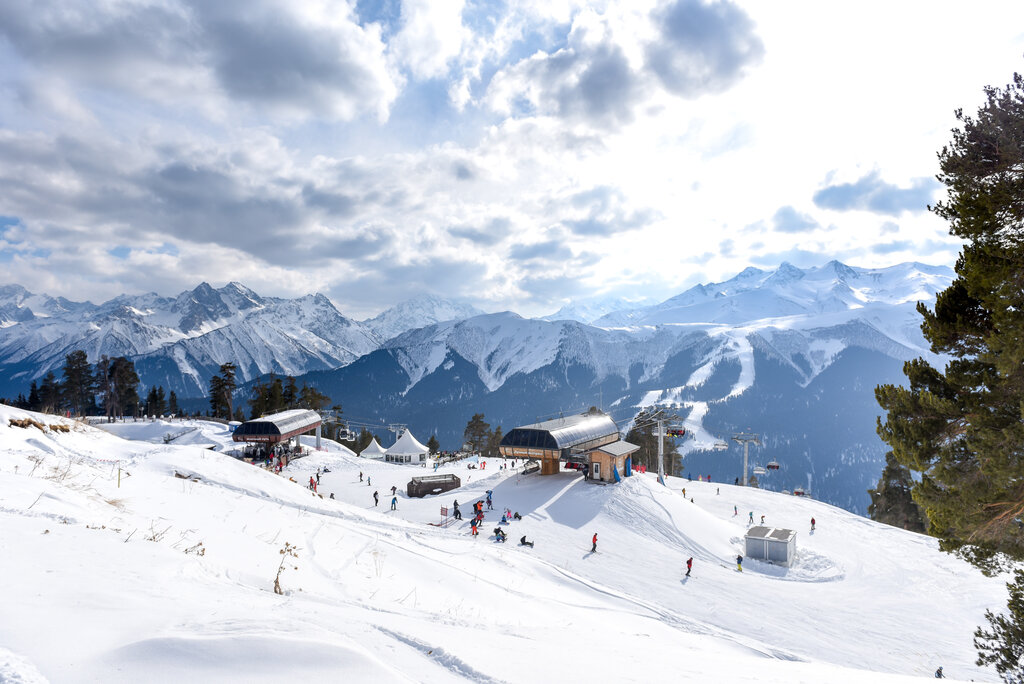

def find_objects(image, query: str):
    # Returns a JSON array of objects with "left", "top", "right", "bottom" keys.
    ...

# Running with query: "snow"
[{"left": 0, "top": 403, "right": 1007, "bottom": 683}]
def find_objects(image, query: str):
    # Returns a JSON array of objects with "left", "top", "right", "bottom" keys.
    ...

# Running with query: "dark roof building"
[
  {"left": 232, "top": 409, "right": 322, "bottom": 444},
  {"left": 499, "top": 411, "right": 623, "bottom": 476}
]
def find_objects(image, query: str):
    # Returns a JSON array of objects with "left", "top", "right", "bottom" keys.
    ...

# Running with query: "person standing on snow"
[
  {"left": 359, "top": 471, "right": 363, "bottom": 482},
  {"left": 685, "top": 557, "right": 693, "bottom": 577},
  {"left": 591, "top": 533, "right": 598, "bottom": 553},
  {"left": 373, "top": 490, "right": 379, "bottom": 506},
  {"left": 309, "top": 476, "right": 317, "bottom": 492},
  {"left": 748, "top": 511, "right": 754, "bottom": 524},
  {"left": 391, "top": 496, "right": 397, "bottom": 511},
  {"left": 811, "top": 517, "right": 816, "bottom": 531},
  {"left": 736, "top": 555, "right": 743, "bottom": 572},
  {"left": 760, "top": 515, "right": 765, "bottom": 524},
  {"left": 391, "top": 485, "right": 396, "bottom": 496},
  {"left": 733, "top": 505, "right": 738, "bottom": 516},
  {"left": 453, "top": 500, "right": 462, "bottom": 520}
]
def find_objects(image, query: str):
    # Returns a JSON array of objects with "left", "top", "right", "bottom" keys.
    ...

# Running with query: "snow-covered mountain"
[
  {"left": 541, "top": 295, "right": 655, "bottom": 324},
  {"left": 300, "top": 261, "right": 953, "bottom": 515},
  {"left": 1, "top": 261, "right": 955, "bottom": 514},
  {"left": 362, "top": 294, "right": 486, "bottom": 341},
  {"left": 0, "top": 282, "right": 379, "bottom": 397}
]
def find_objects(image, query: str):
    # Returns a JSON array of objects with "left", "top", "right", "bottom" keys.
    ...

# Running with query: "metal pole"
[
  {"left": 731, "top": 433, "right": 760, "bottom": 487},
  {"left": 657, "top": 417, "right": 665, "bottom": 486}
]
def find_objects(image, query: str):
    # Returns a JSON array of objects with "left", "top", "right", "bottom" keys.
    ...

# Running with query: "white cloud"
[{"left": 390, "top": 0, "right": 469, "bottom": 80}]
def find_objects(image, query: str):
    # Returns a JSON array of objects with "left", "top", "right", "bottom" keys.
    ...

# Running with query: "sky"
[{"left": 0, "top": 1, "right": 1022, "bottom": 319}]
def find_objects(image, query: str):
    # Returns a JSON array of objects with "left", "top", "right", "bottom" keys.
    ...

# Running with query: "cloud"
[
  {"left": 0, "top": 0, "right": 400, "bottom": 122},
  {"left": 559, "top": 186, "right": 659, "bottom": 237},
  {"left": 389, "top": 0, "right": 469, "bottom": 80},
  {"left": 771, "top": 206, "right": 819, "bottom": 233},
  {"left": 508, "top": 239, "right": 573, "bottom": 262},
  {"left": 484, "top": 0, "right": 763, "bottom": 130},
  {"left": 813, "top": 171, "right": 940, "bottom": 216},
  {"left": 450, "top": 217, "right": 512, "bottom": 246},
  {"left": 647, "top": 0, "right": 765, "bottom": 97},
  {"left": 871, "top": 240, "right": 915, "bottom": 255}
]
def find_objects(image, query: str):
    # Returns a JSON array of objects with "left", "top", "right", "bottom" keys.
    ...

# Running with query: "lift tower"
[{"left": 732, "top": 432, "right": 761, "bottom": 486}]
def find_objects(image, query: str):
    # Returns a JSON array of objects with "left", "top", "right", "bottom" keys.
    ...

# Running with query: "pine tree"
[
  {"left": 486, "top": 426, "right": 504, "bottom": 458},
  {"left": 427, "top": 435, "right": 440, "bottom": 454},
  {"left": 61, "top": 350, "right": 94, "bottom": 417},
  {"left": 168, "top": 390, "right": 179, "bottom": 417},
  {"left": 208, "top": 363, "right": 237, "bottom": 419},
  {"left": 871, "top": 72, "right": 1024, "bottom": 684},
  {"left": 976, "top": 570, "right": 1024, "bottom": 682},
  {"left": 298, "top": 383, "right": 330, "bottom": 410},
  {"left": 283, "top": 376, "right": 298, "bottom": 408},
  {"left": 27, "top": 381, "right": 40, "bottom": 412},
  {"left": 38, "top": 371, "right": 62, "bottom": 414},
  {"left": 867, "top": 453, "right": 927, "bottom": 533},
  {"left": 463, "top": 413, "right": 490, "bottom": 454},
  {"left": 876, "top": 73, "right": 1024, "bottom": 566}
]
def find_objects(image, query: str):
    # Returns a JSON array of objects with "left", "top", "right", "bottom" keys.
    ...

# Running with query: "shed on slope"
[
  {"left": 744, "top": 526, "right": 797, "bottom": 567},
  {"left": 385, "top": 430, "right": 429, "bottom": 464}
]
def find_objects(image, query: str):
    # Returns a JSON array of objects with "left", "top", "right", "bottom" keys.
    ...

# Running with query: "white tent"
[
  {"left": 360, "top": 438, "right": 387, "bottom": 460},
  {"left": 385, "top": 430, "right": 429, "bottom": 464}
]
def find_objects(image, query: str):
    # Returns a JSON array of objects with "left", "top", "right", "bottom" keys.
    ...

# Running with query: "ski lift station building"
[
  {"left": 232, "top": 409, "right": 323, "bottom": 447},
  {"left": 498, "top": 411, "right": 638, "bottom": 481},
  {"left": 744, "top": 526, "right": 797, "bottom": 567}
]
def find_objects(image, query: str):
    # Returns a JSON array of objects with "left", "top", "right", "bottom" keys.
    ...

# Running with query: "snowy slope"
[{"left": 0, "top": 404, "right": 1005, "bottom": 683}]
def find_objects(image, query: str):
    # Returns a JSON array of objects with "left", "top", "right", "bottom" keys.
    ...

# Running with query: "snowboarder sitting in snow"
[
  {"left": 934, "top": 666, "right": 944, "bottom": 678},
  {"left": 493, "top": 528, "right": 507, "bottom": 542},
  {"left": 520, "top": 535, "right": 534, "bottom": 548},
  {"left": 513, "top": 512, "right": 522, "bottom": 521}
]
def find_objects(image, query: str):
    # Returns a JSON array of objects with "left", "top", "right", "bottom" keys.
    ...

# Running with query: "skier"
[
  {"left": 486, "top": 491, "right": 493, "bottom": 510},
  {"left": 760, "top": 515, "right": 765, "bottom": 524},
  {"left": 811, "top": 517, "right": 816, "bottom": 531},
  {"left": 591, "top": 532, "right": 598, "bottom": 553},
  {"left": 373, "top": 490, "right": 379, "bottom": 506},
  {"left": 471, "top": 518, "right": 478, "bottom": 536},
  {"left": 682, "top": 487, "right": 686, "bottom": 498},
  {"left": 520, "top": 535, "right": 534, "bottom": 548},
  {"left": 733, "top": 505, "right": 738, "bottom": 516},
  {"left": 748, "top": 511, "right": 754, "bottom": 524},
  {"left": 391, "top": 496, "right": 397, "bottom": 511},
  {"left": 934, "top": 666, "right": 944, "bottom": 678},
  {"left": 736, "top": 555, "right": 743, "bottom": 572},
  {"left": 367, "top": 476, "right": 371, "bottom": 486},
  {"left": 359, "top": 471, "right": 363, "bottom": 482},
  {"left": 685, "top": 557, "right": 693, "bottom": 577},
  {"left": 391, "top": 485, "right": 396, "bottom": 496},
  {"left": 315, "top": 472, "right": 320, "bottom": 485}
]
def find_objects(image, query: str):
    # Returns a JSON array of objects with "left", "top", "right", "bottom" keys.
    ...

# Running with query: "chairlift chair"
[
  {"left": 766, "top": 460, "right": 780, "bottom": 470},
  {"left": 753, "top": 466, "right": 767, "bottom": 476}
]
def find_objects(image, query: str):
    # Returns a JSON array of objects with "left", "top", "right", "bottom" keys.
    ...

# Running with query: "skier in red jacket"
[{"left": 591, "top": 533, "right": 598, "bottom": 552}]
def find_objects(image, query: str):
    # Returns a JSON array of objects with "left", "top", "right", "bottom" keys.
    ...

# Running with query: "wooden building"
[{"left": 587, "top": 440, "right": 640, "bottom": 483}]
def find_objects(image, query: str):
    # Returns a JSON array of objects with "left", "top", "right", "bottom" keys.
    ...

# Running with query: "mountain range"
[{"left": 0, "top": 260, "right": 954, "bottom": 514}]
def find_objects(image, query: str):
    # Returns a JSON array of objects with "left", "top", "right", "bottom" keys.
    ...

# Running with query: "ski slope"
[{"left": 0, "top": 405, "right": 1008, "bottom": 683}]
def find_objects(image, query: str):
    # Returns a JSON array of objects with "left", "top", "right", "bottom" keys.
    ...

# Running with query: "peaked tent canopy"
[
  {"left": 385, "top": 430, "right": 429, "bottom": 463},
  {"left": 360, "top": 438, "right": 387, "bottom": 459}
]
